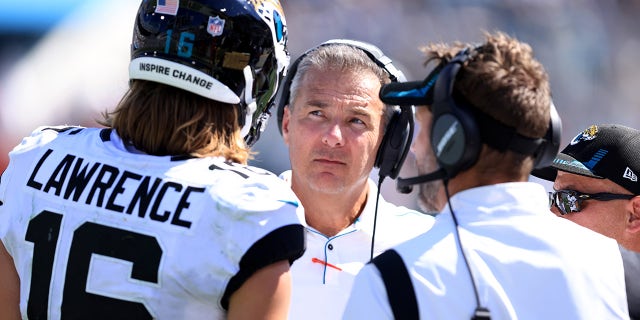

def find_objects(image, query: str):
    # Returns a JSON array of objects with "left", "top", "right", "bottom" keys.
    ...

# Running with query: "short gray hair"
[{"left": 288, "top": 43, "right": 399, "bottom": 126}]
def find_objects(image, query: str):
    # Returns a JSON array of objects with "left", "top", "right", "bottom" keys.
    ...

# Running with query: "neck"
[
  {"left": 292, "top": 179, "right": 370, "bottom": 237},
  {"left": 620, "top": 238, "right": 640, "bottom": 253},
  {"left": 446, "top": 147, "right": 532, "bottom": 196},
  {"left": 446, "top": 167, "right": 529, "bottom": 197}
]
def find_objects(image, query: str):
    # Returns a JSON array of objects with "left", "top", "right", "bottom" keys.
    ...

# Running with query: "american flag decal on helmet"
[{"left": 155, "top": 0, "right": 179, "bottom": 15}]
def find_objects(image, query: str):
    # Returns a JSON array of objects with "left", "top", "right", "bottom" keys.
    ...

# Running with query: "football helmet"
[{"left": 130, "top": 0, "right": 289, "bottom": 145}]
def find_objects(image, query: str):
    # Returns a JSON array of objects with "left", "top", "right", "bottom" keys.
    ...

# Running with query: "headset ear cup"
[
  {"left": 275, "top": 55, "right": 300, "bottom": 136},
  {"left": 375, "top": 107, "right": 413, "bottom": 180},
  {"left": 430, "top": 102, "right": 481, "bottom": 178},
  {"left": 429, "top": 49, "right": 481, "bottom": 179},
  {"left": 533, "top": 100, "right": 562, "bottom": 168},
  {"left": 375, "top": 110, "right": 399, "bottom": 176}
]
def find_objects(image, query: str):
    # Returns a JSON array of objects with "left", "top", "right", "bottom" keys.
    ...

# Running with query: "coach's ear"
[
  {"left": 627, "top": 195, "right": 640, "bottom": 233},
  {"left": 281, "top": 105, "right": 291, "bottom": 146}
]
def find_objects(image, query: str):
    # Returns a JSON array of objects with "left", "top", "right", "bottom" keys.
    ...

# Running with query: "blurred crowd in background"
[{"left": 1, "top": 0, "right": 639, "bottom": 209}]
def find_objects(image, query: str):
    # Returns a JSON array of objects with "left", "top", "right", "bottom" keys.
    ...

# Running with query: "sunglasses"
[{"left": 549, "top": 189, "right": 635, "bottom": 215}]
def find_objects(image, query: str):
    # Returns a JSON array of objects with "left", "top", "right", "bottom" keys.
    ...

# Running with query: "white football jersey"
[{"left": 0, "top": 126, "right": 305, "bottom": 319}]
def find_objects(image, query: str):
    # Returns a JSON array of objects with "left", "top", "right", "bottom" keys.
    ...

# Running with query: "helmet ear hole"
[{"left": 129, "top": 0, "right": 290, "bottom": 146}]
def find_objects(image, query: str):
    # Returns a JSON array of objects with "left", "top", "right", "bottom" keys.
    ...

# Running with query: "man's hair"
[
  {"left": 422, "top": 31, "right": 551, "bottom": 177},
  {"left": 421, "top": 31, "right": 551, "bottom": 139},
  {"left": 100, "top": 80, "right": 251, "bottom": 164},
  {"left": 288, "top": 44, "right": 397, "bottom": 126}
]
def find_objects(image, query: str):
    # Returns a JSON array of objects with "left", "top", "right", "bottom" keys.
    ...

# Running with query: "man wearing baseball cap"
[{"left": 533, "top": 123, "right": 639, "bottom": 319}]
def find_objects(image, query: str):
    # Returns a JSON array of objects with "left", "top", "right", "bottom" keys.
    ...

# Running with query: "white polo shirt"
[
  {"left": 279, "top": 170, "right": 435, "bottom": 320},
  {"left": 344, "top": 182, "right": 629, "bottom": 319}
]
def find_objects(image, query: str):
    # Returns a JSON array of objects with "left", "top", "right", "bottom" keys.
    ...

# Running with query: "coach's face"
[
  {"left": 552, "top": 170, "right": 632, "bottom": 241},
  {"left": 282, "top": 67, "right": 385, "bottom": 195}
]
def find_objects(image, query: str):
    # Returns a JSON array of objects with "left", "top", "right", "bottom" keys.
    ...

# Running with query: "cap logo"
[
  {"left": 624, "top": 167, "right": 638, "bottom": 182},
  {"left": 570, "top": 124, "right": 598, "bottom": 145},
  {"left": 207, "top": 16, "right": 225, "bottom": 37}
]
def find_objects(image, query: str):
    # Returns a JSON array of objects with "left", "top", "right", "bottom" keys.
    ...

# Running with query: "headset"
[
  {"left": 393, "top": 47, "right": 562, "bottom": 192},
  {"left": 428, "top": 47, "right": 562, "bottom": 180},
  {"left": 398, "top": 47, "right": 561, "bottom": 320},
  {"left": 434, "top": 47, "right": 562, "bottom": 320},
  {"left": 377, "top": 46, "right": 562, "bottom": 320},
  {"left": 275, "top": 39, "right": 414, "bottom": 180}
]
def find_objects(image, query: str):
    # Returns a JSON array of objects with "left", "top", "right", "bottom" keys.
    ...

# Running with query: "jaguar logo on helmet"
[{"left": 249, "top": 0, "right": 285, "bottom": 22}]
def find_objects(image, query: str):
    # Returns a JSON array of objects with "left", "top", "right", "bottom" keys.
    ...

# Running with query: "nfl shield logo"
[{"left": 207, "top": 16, "right": 225, "bottom": 37}]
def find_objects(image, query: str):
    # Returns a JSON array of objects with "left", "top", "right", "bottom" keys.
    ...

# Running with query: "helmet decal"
[
  {"left": 274, "top": 11, "right": 284, "bottom": 42},
  {"left": 207, "top": 16, "right": 225, "bottom": 37},
  {"left": 249, "top": 0, "right": 285, "bottom": 18},
  {"left": 155, "top": 0, "right": 179, "bottom": 15},
  {"left": 130, "top": 57, "right": 240, "bottom": 104},
  {"left": 130, "top": 0, "right": 290, "bottom": 146}
]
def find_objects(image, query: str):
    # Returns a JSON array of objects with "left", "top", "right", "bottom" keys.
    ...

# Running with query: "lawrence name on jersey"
[{"left": 0, "top": 126, "right": 305, "bottom": 319}]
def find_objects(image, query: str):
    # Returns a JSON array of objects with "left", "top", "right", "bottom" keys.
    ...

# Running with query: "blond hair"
[{"left": 100, "top": 80, "right": 252, "bottom": 164}]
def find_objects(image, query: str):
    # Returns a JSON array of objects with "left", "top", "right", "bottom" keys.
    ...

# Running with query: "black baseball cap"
[{"left": 532, "top": 124, "right": 640, "bottom": 195}]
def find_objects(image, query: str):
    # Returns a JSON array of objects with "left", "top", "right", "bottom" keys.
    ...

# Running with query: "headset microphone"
[
  {"left": 396, "top": 168, "right": 446, "bottom": 194},
  {"left": 382, "top": 45, "right": 564, "bottom": 320}
]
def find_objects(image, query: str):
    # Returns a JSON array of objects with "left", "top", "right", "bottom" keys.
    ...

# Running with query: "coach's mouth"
[{"left": 314, "top": 157, "right": 346, "bottom": 166}]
